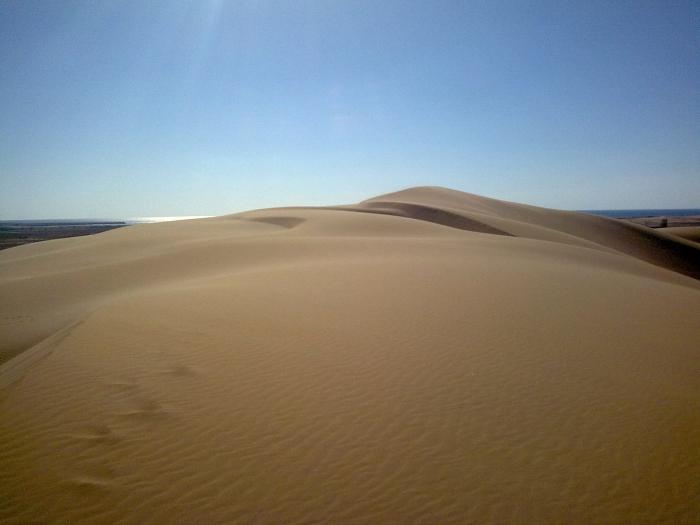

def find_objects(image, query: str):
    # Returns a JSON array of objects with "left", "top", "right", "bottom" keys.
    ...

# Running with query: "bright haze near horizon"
[{"left": 1, "top": 1, "right": 698, "bottom": 219}]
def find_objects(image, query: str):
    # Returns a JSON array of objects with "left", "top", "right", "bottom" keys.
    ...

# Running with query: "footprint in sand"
[
  {"left": 116, "top": 396, "right": 169, "bottom": 419},
  {"left": 163, "top": 364, "right": 198, "bottom": 377},
  {"left": 64, "top": 465, "right": 117, "bottom": 497},
  {"left": 68, "top": 424, "right": 121, "bottom": 446}
]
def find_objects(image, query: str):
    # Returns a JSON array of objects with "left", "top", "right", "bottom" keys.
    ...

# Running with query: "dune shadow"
[
  {"left": 347, "top": 201, "right": 512, "bottom": 236},
  {"left": 244, "top": 216, "right": 306, "bottom": 229}
]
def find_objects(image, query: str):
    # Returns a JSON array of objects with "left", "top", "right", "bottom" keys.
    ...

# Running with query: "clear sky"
[{"left": 1, "top": 0, "right": 698, "bottom": 218}]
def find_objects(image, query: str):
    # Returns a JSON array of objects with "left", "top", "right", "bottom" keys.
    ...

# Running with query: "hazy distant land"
[
  {"left": 0, "top": 220, "right": 126, "bottom": 250},
  {"left": 0, "top": 217, "right": 209, "bottom": 250}
]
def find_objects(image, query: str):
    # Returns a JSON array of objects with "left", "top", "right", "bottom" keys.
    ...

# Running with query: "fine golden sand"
[{"left": 1, "top": 187, "right": 699, "bottom": 524}]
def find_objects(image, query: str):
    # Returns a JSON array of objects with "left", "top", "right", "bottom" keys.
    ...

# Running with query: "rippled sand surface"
[{"left": 1, "top": 187, "right": 699, "bottom": 524}]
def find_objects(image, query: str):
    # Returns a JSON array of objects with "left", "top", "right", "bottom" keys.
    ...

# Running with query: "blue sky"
[{"left": 1, "top": 0, "right": 698, "bottom": 218}]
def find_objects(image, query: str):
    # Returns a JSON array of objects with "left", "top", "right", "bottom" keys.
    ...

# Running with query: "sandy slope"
[
  {"left": 665, "top": 226, "right": 700, "bottom": 243},
  {"left": 1, "top": 187, "right": 698, "bottom": 524}
]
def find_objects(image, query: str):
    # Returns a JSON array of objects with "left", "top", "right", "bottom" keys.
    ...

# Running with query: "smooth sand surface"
[
  {"left": 664, "top": 226, "right": 700, "bottom": 243},
  {"left": 1, "top": 187, "right": 699, "bottom": 524}
]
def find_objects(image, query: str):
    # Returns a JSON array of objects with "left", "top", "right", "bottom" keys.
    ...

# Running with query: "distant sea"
[
  {"left": 0, "top": 216, "right": 210, "bottom": 228},
  {"left": 581, "top": 209, "right": 700, "bottom": 219},
  {"left": 126, "top": 216, "right": 212, "bottom": 224}
]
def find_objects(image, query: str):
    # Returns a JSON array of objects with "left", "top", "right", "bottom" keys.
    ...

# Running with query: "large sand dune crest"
[{"left": 1, "top": 187, "right": 699, "bottom": 524}]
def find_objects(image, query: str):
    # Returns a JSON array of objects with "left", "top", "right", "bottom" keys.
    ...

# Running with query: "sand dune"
[
  {"left": 665, "top": 226, "right": 700, "bottom": 243},
  {"left": 1, "top": 187, "right": 699, "bottom": 524}
]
